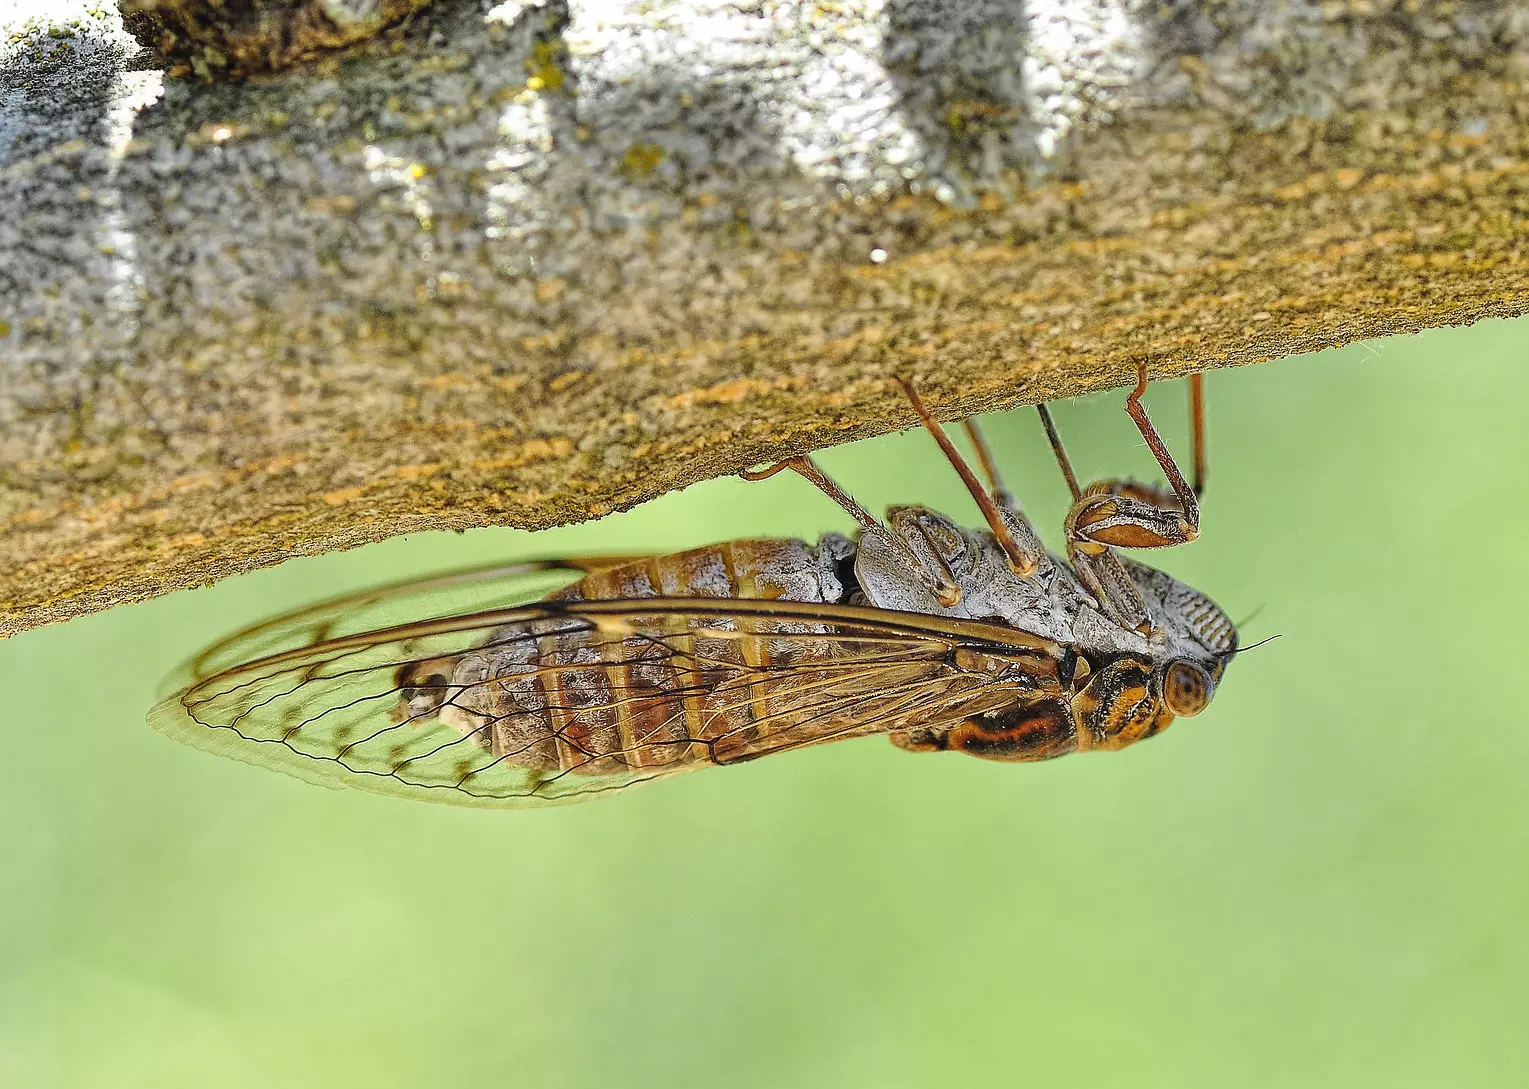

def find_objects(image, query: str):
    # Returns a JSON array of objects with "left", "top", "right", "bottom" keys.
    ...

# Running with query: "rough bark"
[{"left": 3, "top": 0, "right": 1529, "bottom": 637}]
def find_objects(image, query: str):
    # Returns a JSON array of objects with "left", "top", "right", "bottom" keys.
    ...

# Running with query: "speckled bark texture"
[{"left": 4, "top": 0, "right": 1529, "bottom": 636}]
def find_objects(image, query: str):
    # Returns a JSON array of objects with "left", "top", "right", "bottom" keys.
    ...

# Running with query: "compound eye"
[{"left": 1162, "top": 660, "right": 1213, "bottom": 717}]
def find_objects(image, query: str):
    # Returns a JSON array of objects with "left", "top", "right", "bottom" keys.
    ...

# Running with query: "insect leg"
[
  {"left": 1035, "top": 402, "right": 1082, "bottom": 500},
  {"left": 894, "top": 378, "right": 1040, "bottom": 578},
  {"left": 1037, "top": 397, "right": 1151, "bottom": 629},
  {"left": 1188, "top": 371, "right": 1207, "bottom": 500},
  {"left": 741, "top": 455, "right": 962, "bottom": 606},
  {"left": 740, "top": 455, "right": 883, "bottom": 535},
  {"left": 959, "top": 419, "right": 1017, "bottom": 509},
  {"left": 1045, "top": 369, "right": 1211, "bottom": 634},
  {"left": 1037, "top": 368, "right": 1204, "bottom": 511},
  {"left": 1122, "top": 364, "right": 1200, "bottom": 534},
  {"left": 1063, "top": 366, "right": 1201, "bottom": 557},
  {"left": 1069, "top": 546, "right": 1152, "bottom": 634}
]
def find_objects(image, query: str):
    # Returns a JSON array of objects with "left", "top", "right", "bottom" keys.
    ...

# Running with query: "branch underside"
[{"left": 4, "top": 0, "right": 1528, "bottom": 635}]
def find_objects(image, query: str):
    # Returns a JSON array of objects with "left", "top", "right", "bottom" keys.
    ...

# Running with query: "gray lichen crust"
[{"left": 3, "top": 0, "right": 1529, "bottom": 634}]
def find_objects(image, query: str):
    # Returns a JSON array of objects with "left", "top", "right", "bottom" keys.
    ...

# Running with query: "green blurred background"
[{"left": 4, "top": 321, "right": 1529, "bottom": 1088}]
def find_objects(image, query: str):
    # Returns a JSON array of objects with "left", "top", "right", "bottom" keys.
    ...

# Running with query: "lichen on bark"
[{"left": 3, "top": 0, "right": 1529, "bottom": 636}]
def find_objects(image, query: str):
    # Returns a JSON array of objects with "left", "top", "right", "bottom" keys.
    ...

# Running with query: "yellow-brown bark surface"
[{"left": 4, "top": 1, "right": 1527, "bottom": 635}]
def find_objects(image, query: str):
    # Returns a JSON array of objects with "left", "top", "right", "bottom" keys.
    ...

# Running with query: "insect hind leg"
[{"left": 740, "top": 454, "right": 964, "bottom": 607}]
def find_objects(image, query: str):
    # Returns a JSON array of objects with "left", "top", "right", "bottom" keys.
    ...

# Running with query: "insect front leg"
[
  {"left": 1039, "top": 367, "right": 1208, "bottom": 632},
  {"left": 1067, "top": 366, "right": 1201, "bottom": 552}
]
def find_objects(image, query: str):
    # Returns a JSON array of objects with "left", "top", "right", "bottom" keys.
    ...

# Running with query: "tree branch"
[{"left": 4, "top": 0, "right": 1528, "bottom": 636}]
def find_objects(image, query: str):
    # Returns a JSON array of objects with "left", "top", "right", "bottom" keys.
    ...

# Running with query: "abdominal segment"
[{"left": 431, "top": 537, "right": 935, "bottom": 777}]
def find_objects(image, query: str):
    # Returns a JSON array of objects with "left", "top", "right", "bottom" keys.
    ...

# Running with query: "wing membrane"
[
  {"left": 178, "top": 557, "right": 640, "bottom": 683},
  {"left": 153, "top": 566, "right": 1066, "bottom": 808}
]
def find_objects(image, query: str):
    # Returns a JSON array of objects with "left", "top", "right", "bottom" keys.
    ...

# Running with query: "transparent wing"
[
  {"left": 153, "top": 574, "right": 1065, "bottom": 809},
  {"left": 175, "top": 557, "right": 639, "bottom": 683}
]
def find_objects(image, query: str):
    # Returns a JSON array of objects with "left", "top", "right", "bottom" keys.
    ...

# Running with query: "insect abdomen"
[
  {"left": 568, "top": 537, "right": 851, "bottom": 604},
  {"left": 440, "top": 537, "right": 862, "bottom": 776}
]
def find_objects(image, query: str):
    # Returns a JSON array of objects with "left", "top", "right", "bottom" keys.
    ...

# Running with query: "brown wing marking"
[{"left": 152, "top": 595, "right": 1067, "bottom": 809}]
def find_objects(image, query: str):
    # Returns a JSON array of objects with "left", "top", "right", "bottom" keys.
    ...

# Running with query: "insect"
[{"left": 151, "top": 367, "right": 1238, "bottom": 808}]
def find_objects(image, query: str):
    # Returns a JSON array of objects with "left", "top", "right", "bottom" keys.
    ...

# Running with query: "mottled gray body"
[{"left": 424, "top": 505, "right": 1233, "bottom": 779}]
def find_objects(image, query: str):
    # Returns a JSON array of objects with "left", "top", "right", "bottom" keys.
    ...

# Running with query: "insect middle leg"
[
  {"left": 960, "top": 418, "right": 1016, "bottom": 509},
  {"left": 893, "top": 377, "right": 1041, "bottom": 578}
]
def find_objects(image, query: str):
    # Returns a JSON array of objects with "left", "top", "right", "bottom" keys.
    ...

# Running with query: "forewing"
[
  {"left": 153, "top": 585, "right": 1065, "bottom": 809},
  {"left": 176, "top": 557, "right": 633, "bottom": 683}
]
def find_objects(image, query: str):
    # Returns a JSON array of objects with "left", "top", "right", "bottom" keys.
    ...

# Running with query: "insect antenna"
[{"left": 1223, "top": 633, "right": 1282, "bottom": 659}]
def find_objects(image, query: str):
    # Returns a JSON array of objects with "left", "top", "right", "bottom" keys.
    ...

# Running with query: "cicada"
[{"left": 150, "top": 369, "right": 1238, "bottom": 808}]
